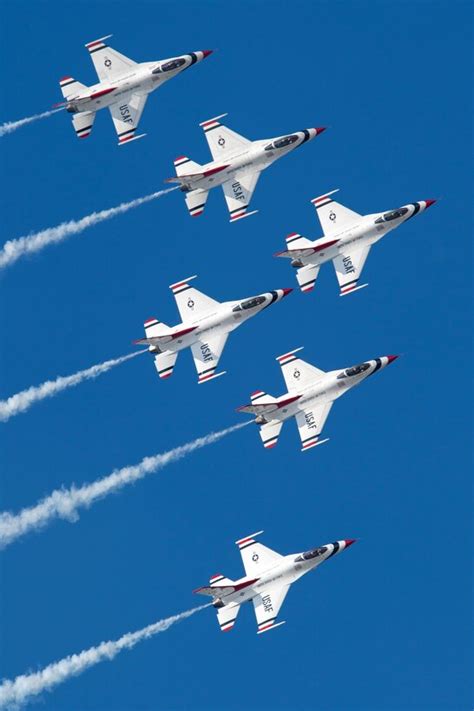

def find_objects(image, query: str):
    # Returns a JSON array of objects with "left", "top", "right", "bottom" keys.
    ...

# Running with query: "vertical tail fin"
[{"left": 59, "top": 76, "right": 87, "bottom": 99}]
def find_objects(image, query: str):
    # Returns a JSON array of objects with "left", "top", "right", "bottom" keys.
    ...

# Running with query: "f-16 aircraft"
[
  {"left": 134, "top": 276, "right": 292, "bottom": 383},
  {"left": 165, "top": 114, "right": 327, "bottom": 221},
  {"left": 238, "top": 348, "right": 398, "bottom": 450},
  {"left": 56, "top": 36, "right": 212, "bottom": 144},
  {"left": 276, "top": 191, "right": 437, "bottom": 295},
  {"left": 194, "top": 531, "right": 356, "bottom": 633}
]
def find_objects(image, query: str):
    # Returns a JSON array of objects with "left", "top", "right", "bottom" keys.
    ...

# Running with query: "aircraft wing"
[
  {"left": 311, "top": 190, "right": 361, "bottom": 235},
  {"left": 199, "top": 113, "right": 251, "bottom": 160},
  {"left": 170, "top": 275, "right": 220, "bottom": 322},
  {"left": 222, "top": 171, "right": 261, "bottom": 222},
  {"left": 236, "top": 531, "right": 283, "bottom": 577},
  {"left": 295, "top": 402, "right": 332, "bottom": 451},
  {"left": 332, "top": 245, "right": 371, "bottom": 296},
  {"left": 276, "top": 348, "right": 326, "bottom": 393},
  {"left": 253, "top": 584, "right": 290, "bottom": 634},
  {"left": 191, "top": 333, "right": 228, "bottom": 383},
  {"left": 109, "top": 92, "right": 148, "bottom": 145},
  {"left": 85, "top": 36, "right": 136, "bottom": 81}
]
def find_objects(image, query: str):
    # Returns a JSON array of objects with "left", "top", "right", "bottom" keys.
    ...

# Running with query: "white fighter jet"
[
  {"left": 56, "top": 36, "right": 212, "bottom": 145},
  {"left": 238, "top": 348, "right": 398, "bottom": 451},
  {"left": 134, "top": 276, "right": 292, "bottom": 383},
  {"left": 276, "top": 191, "right": 437, "bottom": 295},
  {"left": 165, "top": 114, "right": 327, "bottom": 221},
  {"left": 194, "top": 531, "right": 356, "bottom": 633}
]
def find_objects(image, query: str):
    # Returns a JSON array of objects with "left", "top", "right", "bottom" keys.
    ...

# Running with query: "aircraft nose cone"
[
  {"left": 313, "top": 127, "right": 327, "bottom": 135},
  {"left": 386, "top": 354, "right": 399, "bottom": 364},
  {"left": 423, "top": 199, "right": 437, "bottom": 209},
  {"left": 344, "top": 539, "right": 357, "bottom": 548},
  {"left": 201, "top": 49, "right": 214, "bottom": 58},
  {"left": 281, "top": 288, "right": 293, "bottom": 298}
]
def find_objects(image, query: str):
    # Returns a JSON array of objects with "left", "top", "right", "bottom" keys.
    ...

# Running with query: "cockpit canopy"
[
  {"left": 153, "top": 57, "right": 187, "bottom": 74},
  {"left": 337, "top": 362, "right": 371, "bottom": 379},
  {"left": 295, "top": 546, "right": 327, "bottom": 562},
  {"left": 264, "top": 134, "right": 299, "bottom": 151},
  {"left": 375, "top": 207, "right": 409, "bottom": 224},
  {"left": 232, "top": 295, "right": 266, "bottom": 312}
]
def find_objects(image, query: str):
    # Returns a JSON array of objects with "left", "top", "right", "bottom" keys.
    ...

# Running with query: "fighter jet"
[
  {"left": 56, "top": 36, "right": 212, "bottom": 145},
  {"left": 165, "top": 114, "right": 327, "bottom": 221},
  {"left": 194, "top": 531, "right": 356, "bottom": 633},
  {"left": 134, "top": 276, "right": 292, "bottom": 383},
  {"left": 275, "top": 191, "right": 437, "bottom": 295},
  {"left": 238, "top": 348, "right": 398, "bottom": 451}
]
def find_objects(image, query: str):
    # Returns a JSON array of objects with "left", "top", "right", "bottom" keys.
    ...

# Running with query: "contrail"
[
  {"left": 0, "top": 351, "right": 144, "bottom": 423},
  {"left": 0, "top": 187, "right": 179, "bottom": 271},
  {"left": 0, "top": 422, "right": 249, "bottom": 548},
  {"left": 0, "top": 108, "right": 64, "bottom": 138},
  {"left": 0, "top": 603, "right": 210, "bottom": 709}
]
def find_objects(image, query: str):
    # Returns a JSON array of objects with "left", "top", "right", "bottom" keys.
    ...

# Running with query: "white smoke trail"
[
  {"left": 0, "top": 422, "right": 249, "bottom": 548},
  {"left": 0, "top": 351, "right": 144, "bottom": 423},
  {"left": 0, "top": 108, "right": 64, "bottom": 138},
  {"left": 0, "top": 603, "right": 210, "bottom": 709},
  {"left": 0, "top": 187, "right": 178, "bottom": 270}
]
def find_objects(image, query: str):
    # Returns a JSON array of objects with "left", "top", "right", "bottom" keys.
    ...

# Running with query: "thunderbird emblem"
[
  {"left": 187, "top": 299, "right": 194, "bottom": 308},
  {"left": 104, "top": 58, "right": 112, "bottom": 68},
  {"left": 252, "top": 553, "right": 259, "bottom": 561},
  {"left": 329, "top": 211, "right": 336, "bottom": 222},
  {"left": 293, "top": 369, "right": 301, "bottom": 379},
  {"left": 218, "top": 137, "right": 225, "bottom": 146}
]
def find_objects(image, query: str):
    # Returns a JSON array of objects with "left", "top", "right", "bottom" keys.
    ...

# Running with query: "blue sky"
[{"left": 0, "top": 1, "right": 472, "bottom": 709}]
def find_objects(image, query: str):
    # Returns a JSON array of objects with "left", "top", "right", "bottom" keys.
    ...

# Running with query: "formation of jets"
[
  {"left": 47, "top": 37, "right": 438, "bottom": 636},
  {"left": 194, "top": 531, "right": 355, "bottom": 633}
]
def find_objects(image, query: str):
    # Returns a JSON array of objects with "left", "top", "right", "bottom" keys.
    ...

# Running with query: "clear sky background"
[{"left": 0, "top": 1, "right": 472, "bottom": 710}]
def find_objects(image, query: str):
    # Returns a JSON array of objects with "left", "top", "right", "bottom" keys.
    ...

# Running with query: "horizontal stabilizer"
[
  {"left": 259, "top": 420, "right": 283, "bottom": 449},
  {"left": 153, "top": 351, "right": 178, "bottom": 379},
  {"left": 59, "top": 76, "right": 87, "bottom": 99},
  {"left": 296, "top": 264, "right": 320, "bottom": 293},
  {"left": 71, "top": 111, "right": 95, "bottom": 139}
]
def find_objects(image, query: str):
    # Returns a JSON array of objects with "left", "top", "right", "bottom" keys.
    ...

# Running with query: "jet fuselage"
[
  {"left": 213, "top": 540, "right": 353, "bottom": 609},
  {"left": 292, "top": 201, "right": 431, "bottom": 269},
  {"left": 180, "top": 128, "right": 324, "bottom": 192},
  {"left": 150, "top": 290, "right": 290, "bottom": 357},
  {"left": 262, "top": 356, "right": 396, "bottom": 426},
  {"left": 65, "top": 53, "right": 208, "bottom": 114}
]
